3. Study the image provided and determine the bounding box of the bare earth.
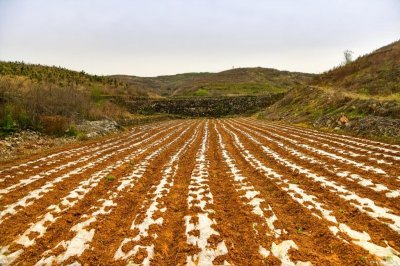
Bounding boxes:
[0,118,400,265]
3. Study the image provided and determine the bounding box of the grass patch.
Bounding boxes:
[104,175,115,182]
[65,124,80,137]
[256,111,266,120]
[182,83,287,97]
[194,88,209,96]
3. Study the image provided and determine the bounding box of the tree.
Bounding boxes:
[343,50,354,65]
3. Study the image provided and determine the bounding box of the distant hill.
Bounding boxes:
[315,40,400,95]
[111,67,314,97]
[111,72,212,97]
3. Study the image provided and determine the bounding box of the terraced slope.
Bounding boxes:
[0,118,399,265]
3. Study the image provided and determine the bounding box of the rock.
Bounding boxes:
[0,130,73,162]
[76,119,119,138]
[337,114,349,126]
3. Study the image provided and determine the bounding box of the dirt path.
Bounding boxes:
[0,118,399,265]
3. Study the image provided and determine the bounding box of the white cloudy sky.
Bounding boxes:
[0,0,399,76]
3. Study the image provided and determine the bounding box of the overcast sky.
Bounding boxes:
[0,0,399,76]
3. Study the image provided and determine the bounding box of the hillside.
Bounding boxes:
[315,40,400,95]
[112,67,314,97]
[263,40,400,141]
[0,61,151,136]
[0,61,148,97]
[1,62,310,136]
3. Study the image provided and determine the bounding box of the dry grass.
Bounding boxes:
[315,40,400,95]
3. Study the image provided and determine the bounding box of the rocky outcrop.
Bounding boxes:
[76,120,119,138]
[314,115,400,137]
[0,130,72,162]
[123,94,284,117]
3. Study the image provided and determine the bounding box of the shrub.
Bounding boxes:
[88,101,126,121]
[17,111,30,129]
[39,115,70,135]
[104,175,115,181]
[194,89,209,96]
[66,124,80,137]
[1,105,18,133]
[91,86,103,104]
[77,133,89,141]
[256,111,266,120]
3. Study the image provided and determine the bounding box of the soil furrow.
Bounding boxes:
[257,119,400,155]
[147,122,207,265]
[52,121,198,265]
[230,120,400,215]
[233,119,400,202]
[1,117,399,265]
[222,120,400,265]
[264,121,400,166]
[177,121,230,265]
[217,121,373,265]
[0,122,170,187]
[242,117,400,161]
[0,122,187,247]
[113,122,202,265]
[0,122,158,177]
[0,129,149,196]
[0,122,185,219]
[227,121,400,235]
[211,122,314,265]
[238,119,395,176]
[246,119,400,174]
[1,121,193,265]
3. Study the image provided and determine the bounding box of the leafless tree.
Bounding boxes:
[343,50,354,64]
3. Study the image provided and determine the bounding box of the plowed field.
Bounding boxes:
[1,118,400,265]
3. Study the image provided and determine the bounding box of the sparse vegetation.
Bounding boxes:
[66,124,80,137]
[104,175,115,182]
[0,105,18,135]
[316,40,400,95]
[194,88,209,96]
[263,40,400,141]
[296,227,304,234]
[0,61,148,136]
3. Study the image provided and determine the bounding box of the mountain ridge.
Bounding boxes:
[110,67,314,97]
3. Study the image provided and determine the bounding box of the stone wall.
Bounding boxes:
[122,94,284,117]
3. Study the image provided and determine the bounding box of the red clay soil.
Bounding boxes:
[0,118,399,266]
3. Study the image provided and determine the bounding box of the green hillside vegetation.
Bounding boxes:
[172,68,314,97]
[112,67,314,97]
[111,72,212,97]
[0,61,148,136]
[0,61,148,96]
